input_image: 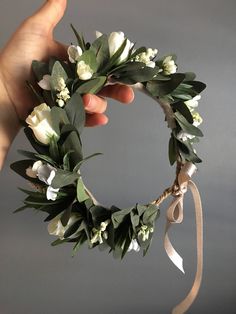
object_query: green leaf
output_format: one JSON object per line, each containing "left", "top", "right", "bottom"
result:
{"left": 185, "top": 81, "right": 206, "bottom": 94}
{"left": 76, "top": 76, "right": 107, "bottom": 94}
{"left": 73, "top": 152, "right": 103, "bottom": 172}
{"left": 51, "top": 106, "right": 69, "bottom": 136}
{"left": 17, "top": 150, "right": 37, "bottom": 160}
{"left": 65, "top": 92, "right": 85, "bottom": 134}
{"left": 146, "top": 73, "right": 185, "bottom": 97}
{"left": 70, "top": 24, "right": 86, "bottom": 52}
{"left": 49, "top": 136, "right": 60, "bottom": 163}
{"left": 130, "top": 211, "right": 140, "bottom": 230}
{"left": 50, "top": 61, "right": 68, "bottom": 91}
{"left": 63, "top": 150, "right": 74, "bottom": 171}
{"left": 184, "top": 72, "right": 196, "bottom": 81}
{"left": 101, "top": 38, "right": 129, "bottom": 73}
{"left": 51, "top": 169, "right": 80, "bottom": 189}
{"left": 174, "top": 112, "right": 203, "bottom": 137}
{"left": 32, "top": 60, "right": 49, "bottom": 81}
{"left": 142, "top": 204, "right": 159, "bottom": 225}
{"left": 60, "top": 206, "right": 72, "bottom": 227}
{"left": 172, "top": 101, "right": 193, "bottom": 124}
{"left": 24, "top": 127, "right": 49, "bottom": 155}
{"left": 91, "top": 34, "right": 110, "bottom": 72}
{"left": 34, "top": 154, "right": 57, "bottom": 166}
{"left": 64, "top": 220, "right": 82, "bottom": 238}
{"left": 26, "top": 81, "right": 44, "bottom": 104}
{"left": 111, "top": 207, "right": 133, "bottom": 229}
{"left": 90, "top": 205, "right": 109, "bottom": 224}
{"left": 51, "top": 238, "right": 70, "bottom": 246}
{"left": 77, "top": 49, "right": 98, "bottom": 73}
{"left": 168, "top": 135, "right": 177, "bottom": 165}
{"left": 76, "top": 178, "right": 89, "bottom": 202}
{"left": 114, "top": 66, "right": 158, "bottom": 85}
{"left": 13, "top": 205, "right": 29, "bottom": 214}
{"left": 10, "top": 159, "right": 39, "bottom": 182}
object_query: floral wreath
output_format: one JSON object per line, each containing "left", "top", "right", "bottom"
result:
{"left": 11, "top": 26, "right": 206, "bottom": 313}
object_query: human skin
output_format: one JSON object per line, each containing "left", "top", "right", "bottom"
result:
{"left": 0, "top": 0, "right": 134, "bottom": 170}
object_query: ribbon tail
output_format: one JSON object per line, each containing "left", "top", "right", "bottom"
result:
{"left": 164, "top": 196, "right": 185, "bottom": 273}
{"left": 172, "top": 180, "right": 203, "bottom": 314}
{"left": 164, "top": 221, "right": 185, "bottom": 274}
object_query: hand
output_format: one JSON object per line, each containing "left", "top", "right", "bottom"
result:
{"left": 0, "top": 0, "right": 134, "bottom": 170}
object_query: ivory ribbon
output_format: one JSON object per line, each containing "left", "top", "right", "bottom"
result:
{"left": 164, "top": 162, "right": 203, "bottom": 314}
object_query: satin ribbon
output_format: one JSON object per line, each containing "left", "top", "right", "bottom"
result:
{"left": 164, "top": 162, "right": 203, "bottom": 314}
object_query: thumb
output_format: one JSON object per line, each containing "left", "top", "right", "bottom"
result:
{"left": 31, "top": 0, "right": 67, "bottom": 33}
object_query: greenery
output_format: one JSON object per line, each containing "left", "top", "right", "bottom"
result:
{"left": 11, "top": 26, "right": 206, "bottom": 259}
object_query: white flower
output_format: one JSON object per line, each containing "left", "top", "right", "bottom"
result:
{"left": 184, "top": 95, "right": 201, "bottom": 109}
{"left": 96, "top": 31, "right": 133, "bottom": 65}
{"left": 138, "top": 225, "right": 154, "bottom": 241}
{"left": 25, "top": 103, "right": 58, "bottom": 145}
{"left": 128, "top": 239, "right": 140, "bottom": 252}
{"left": 90, "top": 220, "right": 110, "bottom": 244}
{"left": 135, "top": 48, "right": 158, "bottom": 68}
{"left": 27, "top": 161, "right": 59, "bottom": 200}
{"left": 55, "top": 78, "right": 70, "bottom": 107}
{"left": 162, "top": 56, "right": 177, "bottom": 75}
{"left": 46, "top": 186, "right": 59, "bottom": 201}
{"left": 67, "top": 45, "right": 83, "bottom": 63}
{"left": 77, "top": 60, "right": 94, "bottom": 80}
{"left": 26, "top": 160, "right": 43, "bottom": 178}
{"left": 36, "top": 163, "right": 56, "bottom": 185}
{"left": 38, "top": 74, "right": 51, "bottom": 90}
{"left": 48, "top": 214, "right": 79, "bottom": 239}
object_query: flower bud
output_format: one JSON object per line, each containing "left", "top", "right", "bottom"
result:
{"left": 26, "top": 103, "right": 58, "bottom": 145}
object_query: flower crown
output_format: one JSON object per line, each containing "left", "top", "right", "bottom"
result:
{"left": 11, "top": 26, "right": 205, "bottom": 258}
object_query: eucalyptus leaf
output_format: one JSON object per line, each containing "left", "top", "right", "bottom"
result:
{"left": 51, "top": 61, "right": 68, "bottom": 91}
{"left": 60, "top": 206, "right": 72, "bottom": 227}
{"left": 76, "top": 76, "right": 107, "bottom": 94}
{"left": 146, "top": 73, "right": 185, "bottom": 97}
{"left": 142, "top": 204, "right": 159, "bottom": 225}
{"left": 65, "top": 92, "right": 85, "bottom": 134}
{"left": 32, "top": 60, "right": 49, "bottom": 81}
{"left": 77, "top": 178, "right": 90, "bottom": 202}
{"left": 51, "top": 169, "right": 80, "bottom": 189}
{"left": 77, "top": 49, "right": 98, "bottom": 72}
{"left": 70, "top": 24, "right": 86, "bottom": 51}
{"left": 171, "top": 102, "right": 193, "bottom": 124}
{"left": 17, "top": 150, "right": 37, "bottom": 160}
{"left": 168, "top": 135, "right": 177, "bottom": 165}
{"left": 10, "top": 159, "right": 39, "bottom": 182}
{"left": 174, "top": 112, "right": 203, "bottom": 137}
{"left": 91, "top": 34, "right": 110, "bottom": 71}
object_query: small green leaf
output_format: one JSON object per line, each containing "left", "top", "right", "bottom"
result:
{"left": 143, "top": 204, "right": 159, "bottom": 225}
{"left": 13, "top": 205, "right": 29, "bottom": 214}
{"left": 168, "top": 135, "right": 177, "bottom": 165}
{"left": 146, "top": 73, "right": 185, "bottom": 97}
{"left": 32, "top": 60, "right": 49, "bottom": 81}
{"left": 172, "top": 101, "right": 193, "bottom": 124}
{"left": 129, "top": 47, "right": 147, "bottom": 59}
{"left": 51, "top": 169, "right": 80, "bottom": 189}
{"left": 65, "top": 92, "right": 85, "bottom": 134}
{"left": 17, "top": 150, "right": 37, "bottom": 160}
{"left": 49, "top": 136, "right": 60, "bottom": 163}
{"left": 60, "top": 206, "right": 72, "bottom": 227}
{"left": 174, "top": 112, "right": 203, "bottom": 137}
{"left": 91, "top": 34, "right": 110, "bottom": 72}
{"left": 70, "top": 24, "right": 86, "bottom": 52}
{"left": 73, "top": 152, "right": 103, "bottom": 173}
{"left": 50, "top": 61, "right": 68, "bottom": 91}
{"left": 10, "top": 159, "right": 39, "bottom": 182}
{"left": 77, "top": 49, "right": 98, "bottom": 73}
{"left": 76, "top": 76, "right": 107, "bottom": 94}
{"left": 76, "top": 178, "right": 89, "bottom": 202}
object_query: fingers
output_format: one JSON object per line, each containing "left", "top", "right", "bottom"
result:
{"left": 85, "top": 113, "right": 109, "bottom": 127}
{"left": 83, "top": 94, "right": 107, "bottom": 114}
{"left": 98, "top": 84, "right": 134, "bottom": 104}
{"left": 26, "top": 0, "right": 67, "bottom": 34}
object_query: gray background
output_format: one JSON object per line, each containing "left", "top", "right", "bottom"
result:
{"left": 0, "top": 0, "right": 235, "bottom": 313}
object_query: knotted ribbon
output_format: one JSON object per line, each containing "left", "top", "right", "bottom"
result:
{"left": 164, "top": 162, "right": 203, "bottom": 314}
